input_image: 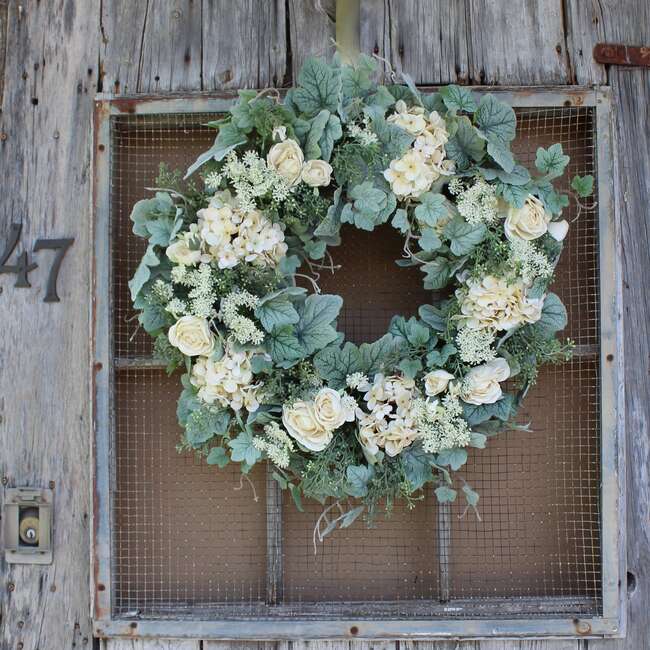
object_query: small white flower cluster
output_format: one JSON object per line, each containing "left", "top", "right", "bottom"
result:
{"left": 508, "top": 238, "right": 555, "bottom": 285}
{"left": 345, "top": 372, "right": 369, "bottom": 390}
{"left": 218, "top": 290, "right": 265, "bottom": 346}
{"left": 456, "top": 326, "right": 497, "bottom": 366}
{"left": 411, "top": 391, "right": 472, "bottom": 454}
{"left": 167, "top": 262, "right": 218, "bottom": 319}
{"left": 196, "top": 191, "right": 288, "bottom": 270}
{"left": 222, "top": 150, "right": 293, "bottom": 211}
{"left": 457, "top": 275, "right": 544, "bottom": 332}
{"left": 456, "top": 178, "right": 499, "bottom": 225}
{"left": 383, "top": 101, "right": 454, "bottom": 199}
{"left": 190, "top": 344, "right": 261, "bottom": 412}
{"left": 253, "top": 421, "right": 295, "bottom": 469}
{"left": 355, "top": 374, "right": 420, "bottom": 457}
{"left": 347, "top": 117, "right": 379, "bottom": 146}
{"left": 204, "top": 170, "right": 223, "bottom": 192}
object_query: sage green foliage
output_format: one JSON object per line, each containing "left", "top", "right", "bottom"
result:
{"left": 128, "top": 54, "right": 592, "bottom": 530}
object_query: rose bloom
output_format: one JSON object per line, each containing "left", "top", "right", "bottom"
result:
{"left": 282, "top": 401, "right": 332, "bottom": 452}
{"left": 266, "top": 139, "right": 304, "bottom": 186}
{"left": 168, "top": 316, "right": 215, "bottom": 357}
{"left": 387, "top": 99, "right": 428, "bottom": 135}
{"left": 166, "top": 237, "right": 202, "bottom": 266}
{"left": 424, "top": 369, "right": 455, "bottom": 396}
{"left": 504, "top": 194, "right": 552, "bottom": 241}
{"left": 301, "top": 159, "right": 333, "bottom": 187}
{"left": 313, "top": 388, "right": 354, "bottom": 431}
{"left": 383, "top": 149, "right": 436, "bottom": 199}
{"left": 461, "top": 358, "right": 511, "bottom": 405}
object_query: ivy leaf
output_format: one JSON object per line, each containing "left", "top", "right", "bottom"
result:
{"left": 436, "top": 448, "right": 468, "bottom": 471}
{"left": 414, "top": 192, "right": 447, "bottom": 226}
{"left": 314, "top": 342, "right": 363, "bottom": 389}
{"left": 435, "top": 485, "right": 458, "bottom": 503}
{"left": 462, "top": 483, "right": 480, "bottom": 507}
{"left": 255, "top": 296, "right": 300, "bottom": 333}
{"left": 426, "top": 343, "right": 456, "bottom": 367}
{"left": 128, "top": 244, "right": 159, "bottom": 301}
{"left": 372, "top": 116, "right": 415, "bottom": 160}
{"left": 206, "top": 446, "right": 230, "bottom": 468}
{"left": 268, "top": 325, "right": 305, "bottom": 364}
{"left": 536, "top": 183, "right": 570, "bottom": 214}
{"left": 402, "top": 446, "right": 434, "bottom": 490}
{"left": 293, "top": 57, "right": 342, "bottom": 117}
{"left": 359, "top": 333, "right": 402, "bottom": 376}
{"left": 439, "top": 85, "right": 478, "bottom": 113}
{"left": 419, "top": 227, "right": 442, "bottom": 252}
{"left": 398, "top": 357, "right": 422, "bottom": 379}
{"left": 421, "top": 257, "right": 452, "bottom": 290}
{"left": 295, "top": 294, "right": 343, "bottom": 355}
{"left": 462, "top": 394, "right": 514, "bottom": 425}
{"left": 445, "top": 117, "right": 485, "bottom": 169}
{"left": 391, "top": 208, "right": 410, "bottom": 233}
{"left": 228, "top": 430, "right": 262, "bottom": 466}
{"left": 186, "top": 407, "right": 231, "bottom": 447}
{"left": 497, "top": 181, "right": 530, "bottom": 208}
{"left": 486, "top": 140, "right": 515, "bottom": 173}
{"left": 533, "top": 292, "right": 568, "bottom": 334}
{"left": 304, "top": 239, "right": 327, "bottom": 260}
{"left": 475, "top": 94, "right": 516, "bottom": 144}
{"left": 571, "top": 174, "right": 594, "bottom": 198}
{"left": 186, "top": 122, "right": 246, "bottom": 177}
{"left": 444, "top": 218, "right": 487, "bottom": 256}
{"left": 468, "top": 432, "right": 487, "bottom": 449}
{"left": 345, "top": 465, "right": 374, "bottom": 498}
{"left": 535, "top": 143, "right": 569, "bottom": 179}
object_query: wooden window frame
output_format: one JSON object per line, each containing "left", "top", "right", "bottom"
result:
{"left": 91, "top": 87, "right": 624, "bottom": 640}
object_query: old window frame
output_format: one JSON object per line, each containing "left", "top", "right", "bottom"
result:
{"left": 91, "top": 86, "right": 624, "bottom": 640}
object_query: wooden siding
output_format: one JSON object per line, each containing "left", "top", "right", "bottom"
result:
{"left": 0, "top": 1, "right": 647, "bottom": 649}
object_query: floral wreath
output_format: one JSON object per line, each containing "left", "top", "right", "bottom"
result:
{"left": 129, "top": 55, "right": 593, "bottom": 534}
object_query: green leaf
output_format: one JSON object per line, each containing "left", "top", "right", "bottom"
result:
{"left": 228, "top": 430, "right": 262, "bottom": 466}
{"left": 251, "top": 354, "right": 273, "bottom": 373}
{"left": 497, "top": 181, "right": 530, "bottom": 208}
{"left": 462, "top": 483, "right": 480, "bottom": 507}
{"left": 426, "top": 343, "right": 456, "bottom": 367}
{"left": 402, "top": 446, "right": 434, "bottom": 490}
{"left": 314, "top": 187, "right": 343, "bottom": 238}
{"left": 341, "top": 54, "right": 375, "bottom": 103}
{"left": 339, "top": 505, "right": 365, "bottom": 528}
{"left": 462, "top": 394, "right": 514, "bottom": 425}
{"left": 129, "top": 193, "right": 174, "bottom": 238}
{"left": 398, "top": 357, "right": 422, "bottom": 379}
{"left": 128, "top": 244, "right": 159, "bottom": 301}
{"left": 421, "top": 257, "right": 452, "bottom": 290}
{"left": 468, "top": 432, "right": 487, "bottom": 448}
{"left": 435, "top": 485, "right": 458, "bottom": 503}
{"left": 391, "top": 208, "right": 410, "bottom": 233}
{"left": 486, "top": 140, "right": 515, "bottom": 173}
{"left": 419, "top": 304, "right": 447, "bottom": 331}
{"left": 359, "top": 333, "right": 402, "bottom": 376}
{"left": 483, "top": 164, "right": 531, "bottom": 186}
{"left": 177, "top": 383, "right": 201, "bottom": 428}
{"left": 319, "top": 113, "right": 343, "bottom": 162}
{"left": 314, "top": 342, "right": 363, "bottom": 390}
{"left": 414, "top": 192, "right": 447, "bottom": 226}
{"left": 186, "top": 122, "right": 246, "bottom": 177}
{"left": 445, "top": 117, "right": 485, "bottom": 169}
{"left": 536, "top": 183, "right": 569, "bottom": 214}
{"left": 268, "top": 325, "right": 305, "bottom": 364}
{"left": 444, "top": 218, "right": 487, "bottom": 256}
{"left": 186, "top": 407, "right": 231, "bottom": 447}
{"left": 436, "top": 448, "right": 468, "bottom": 471}
{"left": 533, "top": 292, "right": 568, "bottom": 334}
{"left": 535, "top": 143, "right": 569, "bottom": 179}
{"left": 255, "top": 297, "right": 299, "bottom": 333}
{"left": 341, "top": 182, "right": 396, "bottom": 231}
{"left": 571, "top": 174, "right": 594, "bottom": 198}
{"left": 440, "top": 85, "right": 477, "bottom": 113}
{"left": 372, "top": 116, "right": 415, "bottom": 160}
{"left": 421, "top": 92, "right": 446, "bottom": 113}
{"left": 206, "top": 446, "right": 230, "bottom": 468}
{"left": 304, "top": 239, "right": 327, "bottom": 260}
{"left": 293, "top": 57, "right": 342, "bottom": 117}
{"left": 303, "top": 109, "right": 331, "bottom": 159}
{"left": 419, "top": 227, "right": 442, "bottom": 252}
{"left": 145, "top": 215, "right": 181, "bottom": 248}
{"left": 475, "top": 94, "right": 516, "bottom": 144}
{"left": 139, "top": 299, "right": 169, "bottom": 334}
{"left": 345, "top": 465, "right": 374, "bottom": 498}
{"left": 295, "top": 294, "right": 343, "bottom": 355}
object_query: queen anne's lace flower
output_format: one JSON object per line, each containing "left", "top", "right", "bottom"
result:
{"left": 218, "top": 290, "right": 265, "bottom": 346}
{"left": 456, "top": 326, "right": 497, "bottom": 366}
{"left": 457, "top": 178, "right": 499, "bottom": 225}
{"left": 508, "top": 238, "right": 555, "bottom": 285}
{"left": 253, "top": 422, "right": 295, "bottom": 469}
{"left": 411, "top": 393, "right": 472, "bottom": 454}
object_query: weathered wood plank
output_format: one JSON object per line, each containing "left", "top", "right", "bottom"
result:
{"left": 104, "top": 640, "right": 200, "bottom": 650}
{"left": 0, "top": 1, "right": 99, "bottom": 649}
{"left": 359, "top": 0, "right": 469, "bottom": 84}
{"left": 288, "top": 0, "right": 336, "bottom": 78}
{"left": 466, "top": 0, "right": 570, "bottom": 84}
{"left": 202, "top": 0, "right": 287, "bottom": 90}
{"left": 564, "top": 0, "right": 607, "bottom": 85}
{"left": 406, "top": 642, "right": 583, "bottom": 650}
{"left": 205, "top": 643, "right": 278, "bottom": 650}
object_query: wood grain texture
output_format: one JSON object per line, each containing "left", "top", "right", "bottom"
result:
{"left": 360, "top": 0, "right": 470, "bottom": 84}
{"left": 0, "top": 1, "right": 98, "bottom": 649}
{"left": 288, "top": 0, "right": 336, "bottom": 78}
{"left": 104, "top": 640, "right": 199, "bottom": 650}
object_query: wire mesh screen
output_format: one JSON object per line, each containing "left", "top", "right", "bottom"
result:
{"left": 109, "top": 105, "right": 601, "bottom": 620}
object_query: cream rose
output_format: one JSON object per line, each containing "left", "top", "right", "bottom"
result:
{"left": 168, "top": 316, "right": 215, "bottom": 357}
{"left": 313, "top": 388, "right": 353, "bottom": 431}
{"left": 548, "top": 219, "right": 569, "bottom": 242}
{"left": 301, "top": 159, "right": 333, "bottom": 187}
{"left": 282, "top": 401, "right": 332, "bottom": 452}
{"left": 461, "top": 358, "right": 510, "bottom": 406}
{"left": 166, "top": 238, "right": 201, "bottom": 266}
{"left": 424, "top": 369, "right": 455, "bottom": 396}
{"left": 267, "top": 139, "right": 304, "bottom": 186}
{"left": 504, "top": 195, "right": 552, "bottom": 241}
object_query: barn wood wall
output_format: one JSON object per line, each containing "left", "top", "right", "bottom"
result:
{"left": 0, "top": 1, "right": 647, "bottom": 649}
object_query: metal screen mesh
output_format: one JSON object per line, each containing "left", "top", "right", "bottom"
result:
{"left": 109, "top": 105, "right": 601, "bottom": 620}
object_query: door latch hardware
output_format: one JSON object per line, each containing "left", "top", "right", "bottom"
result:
{"left": 3, "top": 487, "right": 53, "bottom": 564}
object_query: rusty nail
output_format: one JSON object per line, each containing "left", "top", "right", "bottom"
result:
{"left": 349, "top": 625, "right": 359, "bottom": 635}
{"left": 98, "top": 144, "right": 105, "bottom": 152}
{"left": 575, "top": 619, "right": 591, "bottom": 635}
{"left": 172, "top": 9, "right": 181, "bottom": 18}
{"left": 606, "top": 353, "right": 614, "bottom": 362}
{"left": 7, "top": 582, "right": 15, "bottom": 592}
{"left": 0, "top": 132, "right": 8, "bottom": 141}
{"left": 49, "top": 584, "right": 57, "bottom": 592}
{"left": 129, "top": 622, "right": 137, "bottom": 629}
{"left": 97, "top": 583, "right": 106, "bottom": 592}
{"left": 49, "top": 480, "right": 55, "bottom": 489}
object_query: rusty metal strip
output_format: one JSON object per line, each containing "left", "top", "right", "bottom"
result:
{"left": 594, "top": 43, "right": 650, "bottom": 68}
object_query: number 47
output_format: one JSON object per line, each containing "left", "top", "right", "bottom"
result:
{"left": 0, "top": 223, "right": 74, "bottom": 302}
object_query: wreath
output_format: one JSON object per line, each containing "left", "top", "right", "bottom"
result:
{"left": 129, "top": 55, "right": 593, "bottom": 533}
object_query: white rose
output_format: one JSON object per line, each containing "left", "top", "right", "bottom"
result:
{"left": 168, "top": 316, "right": 215, "bottom": 357}
{"left": 166, "top": 238, "right": 201, "bottom": 266}
{"left": 313, "top": 388, "right": 353, "bottom": 431}
{"left": 424, "top": 369, "right": 455, "bottom": 396}
{"left": 301, "top": 159, "right": 333, "bottom": 187}
{"left": 461, "top": 358, "right": 510, "bottom": 406}
{"left": 267, "top": 139, "right": 304, "bottom": 186}
{"left": 282, "top": 401, "right": 332, "bottom": 452}
{"left": 504, "top": 195, "right": 552, "bottom": 241}
{"left": 548, "top": 219, "right": 569, "bottom": 242}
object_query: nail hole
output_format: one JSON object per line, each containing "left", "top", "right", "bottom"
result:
{"left": 627, "top": 571, "right": 637, "bottom": 594}
{"left": 349, "top": 626, "right": 359, "bottom": 635}
{"left": 606, "top": 353, "right": 614, "bottom": 362}
{"left": 31, "top": 97, "right": 38, "bottom": 106}
{"left": 97, "top": 583, "right": 106, "bottom": 592}
{"left": 98, "top": 144, "right": 105, "bottom": 152}
{"left": 129, "top": 622, "right": 137, "bottom": 629}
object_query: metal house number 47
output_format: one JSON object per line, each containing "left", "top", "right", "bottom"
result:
{"left": 0, "top": 223, "right": 74, "bottom": 302}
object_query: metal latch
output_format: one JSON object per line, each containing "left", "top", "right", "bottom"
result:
{"left": 3, "top": 487, "right": 53, "bottom": 564}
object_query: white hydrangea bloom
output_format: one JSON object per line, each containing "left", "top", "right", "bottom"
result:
{"left": 383, "top": 149, "right": 437, "bottom": 199}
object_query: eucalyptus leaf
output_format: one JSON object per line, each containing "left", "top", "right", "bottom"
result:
{"left": 533, "top": 293, "right": 568, "bottom": 334}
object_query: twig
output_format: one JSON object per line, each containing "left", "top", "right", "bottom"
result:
{"left": 234, "top": 473, "right": 259, "bottom": 502}
{"left": 294, "top": 273, "right": 322, "bottom": 294}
